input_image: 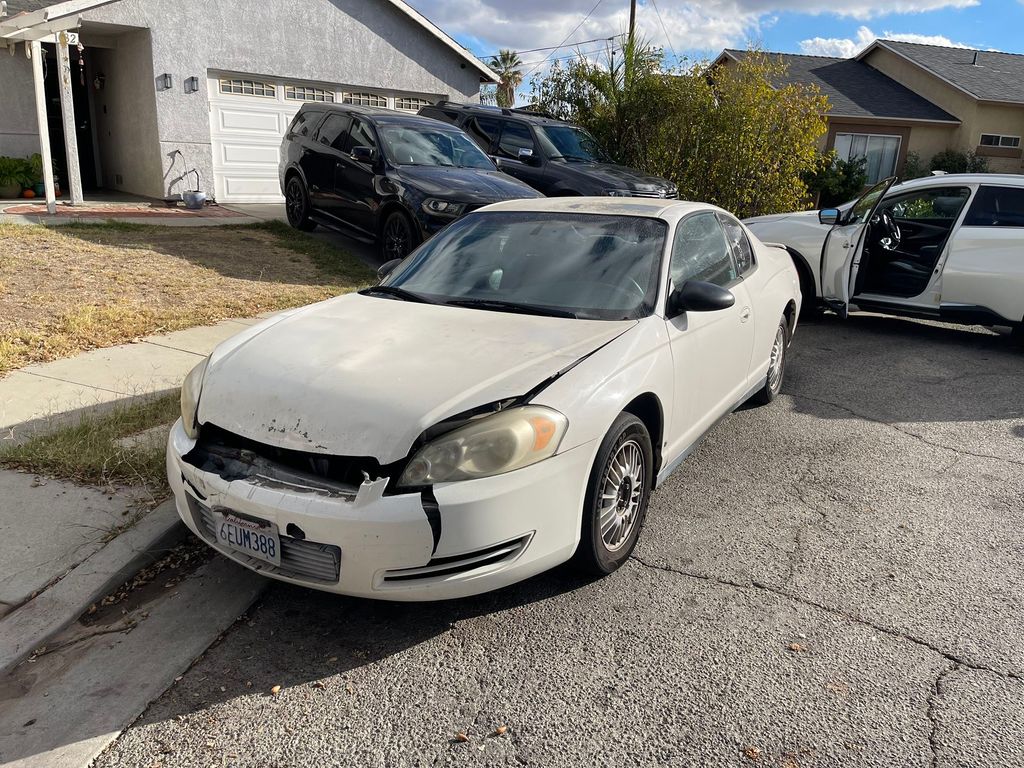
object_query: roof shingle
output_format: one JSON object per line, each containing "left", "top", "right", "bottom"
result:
{"left": 871, "top": 41, "right": 1024, "bottom": 104}
{"left": 722, "top": 49, "right": 959, "bottom": 123}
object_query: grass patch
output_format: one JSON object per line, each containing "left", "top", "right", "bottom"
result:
{"left": 0, "top": 220, "right": 375, "bottom": 376}
{"left": 0, "top": 392, "right": 180, "bottom": 500}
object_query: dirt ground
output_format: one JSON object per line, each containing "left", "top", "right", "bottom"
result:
{"left": 0, "top": 221, "right": 373, "bottom": 375}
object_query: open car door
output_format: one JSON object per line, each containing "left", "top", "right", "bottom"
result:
{"left": 819, "top": 177, "right": 897, "bottom": 317}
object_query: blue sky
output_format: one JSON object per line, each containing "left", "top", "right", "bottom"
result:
{"left": 409, "top": 0, "right": 1023, "bottom": 92}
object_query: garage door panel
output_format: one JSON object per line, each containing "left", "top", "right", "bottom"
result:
{"left": 215, "top": 108, "right": 284, "bottom": 135}
{"left": 215, "top": 142, "right": 281, "bottom": 168}
{"left": 222, "top": 175, "right": 283, "bottom": 198}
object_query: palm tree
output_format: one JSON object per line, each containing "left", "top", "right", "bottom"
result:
{"left": 489, "top": 49, "right": 524, "bottom": 108}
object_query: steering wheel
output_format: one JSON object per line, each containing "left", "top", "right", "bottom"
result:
{"left": 875, "top": 210, "right": 902, "bottom": 250}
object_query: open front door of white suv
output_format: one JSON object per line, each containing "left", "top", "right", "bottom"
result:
{"left": 819, "top": 177, "right": 897, "bottom": 317}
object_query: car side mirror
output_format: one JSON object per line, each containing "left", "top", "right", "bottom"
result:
{"left": 517, "top": 148, "right": 539, "bottom": 165}
{"left": 667, "top": 280, "right": 736, "bottom": 318}
{"left": 351, "top": 145, "right": 377, "bottom": 164}
{"left": 819, "top": 208, "right": 840, "bottom": 226}
{"left": 377, "top": 259, "right": 402, "bottom": 281}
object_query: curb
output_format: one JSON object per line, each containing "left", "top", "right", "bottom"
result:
{"left": 0, "top": 498, "right": 188, "bottom": 677}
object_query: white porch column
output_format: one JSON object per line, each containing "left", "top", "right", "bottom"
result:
{"left": 55, "top": 31, "right": 83, "bottom": 205}
{"left": 29, "top": 40, "right": 57, "bottom": 214}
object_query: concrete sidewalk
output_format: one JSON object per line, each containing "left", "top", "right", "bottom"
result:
{"left": 0, "top": 316, "right": 266, "bottom": 440}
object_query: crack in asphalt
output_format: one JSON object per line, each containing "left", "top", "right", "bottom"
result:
{"left": 926, "top": 663, "right": 957, "bottom": 768}
{"left": 628, "top": 554, "right": 1023, "bottom": 683}
{"left": 786, "top": 392, "right": 1024, "bottom": 468}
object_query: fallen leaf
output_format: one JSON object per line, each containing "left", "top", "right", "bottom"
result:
{"left": 454, "top": 732, "right": 469, "bottom": 743}
{"left": 270, "top": 685, "right": 282, "bottom": 696}
{"left": 787, "top": 642, "right": 807, "bottom": 653}
{"left": 312, "top": 681, "right": 326, "bottom": 689}
{"left": 346, "top": 682, "right": 355, "bottom": 695}
{"left": 495, "top": 725, "right": 508, "bottom": 736}
{"left": 743, "top": 746, "right": 762, "bottom": 761}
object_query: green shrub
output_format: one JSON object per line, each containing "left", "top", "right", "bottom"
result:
{"left": 804, "top": 152, "right": 868, "bottom": 207}
{"left": 929, "top": 149, "right": 989, "bottom": 174}
{"left": 0, "top": 156, "right": 32, "bottom": 188}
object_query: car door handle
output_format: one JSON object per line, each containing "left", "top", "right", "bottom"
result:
{"left": 740, "top": 307, "right": 751, "bottom": 322}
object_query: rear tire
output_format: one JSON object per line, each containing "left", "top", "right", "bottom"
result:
{"left": 750, "top": 317, "right": 789, "bottom": 405}
{"left": 380, "top": 210, "right": 418, "bottom": 261}
{"left": 285, "top": 176, "right": 316, "bottom": 232}
{"left": 574, "top": 413, "right": 654, "bottom": 576}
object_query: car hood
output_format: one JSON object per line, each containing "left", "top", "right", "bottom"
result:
{"left": 198, "top": 294, "right": 635, "bottom": 462}
{"left": 396, "top": 166, "right": 541, "bottom": 203}
{"left": 555, "top": 161, "right": 674, "bottom": 193}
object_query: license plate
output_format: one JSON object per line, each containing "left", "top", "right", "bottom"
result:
{"left": 214, "top": 511, "right": 281, "bottom": 567}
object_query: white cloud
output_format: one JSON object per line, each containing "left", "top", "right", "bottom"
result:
{"left": 409, "top": 0, "right": 981, "bottom": 64}
{"left": 798, "top": 24, "right": 974, "bottom": 57}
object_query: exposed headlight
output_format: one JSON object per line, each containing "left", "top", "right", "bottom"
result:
{"left": 180, "top": 357, "right": 209, "bottom": 440}
{"left": 397, "top": 406, "right": 568, "bottom": 487}
{"left": 665, "top": 185, "right": 679, "bottom": 199}
{"left": 422, "top": 198, "right": 466, "bottom": 217}
{"left": 605, "top": 189, "right": 633, "bottom": 197}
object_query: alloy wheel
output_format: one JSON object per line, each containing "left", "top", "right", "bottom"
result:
{"left": 598, "top": 439, "right": 646, "bottom": 552}
{"left": 383, "top": 215, "right": 412, "bottom": 260}
{"left": 285, "top": 179, "right": 304, "bottom": 226}
{"left": 768, "top": 324, "right": 786, "bottom": 393}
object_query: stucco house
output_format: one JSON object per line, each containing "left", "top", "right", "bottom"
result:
{"left": 0, "top": 0, "right": 497, "bottom": 203}
{"left": 715, "top": 41, "right": 1024, "bottom": 182}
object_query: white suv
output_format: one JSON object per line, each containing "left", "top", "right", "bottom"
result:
{"left": 745, "top": 174, "right": 1024, "bottom": 337}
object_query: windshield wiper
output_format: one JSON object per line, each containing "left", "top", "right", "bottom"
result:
{"left": 359, "top": 285, "right": 439, "bottom": 304}
{"left": 444, "top": 298, "right": 577, "bottom": 318}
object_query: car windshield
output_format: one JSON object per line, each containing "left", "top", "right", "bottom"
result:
{"left": 382, "top": 212, "right": 667, "bottom": 320}
{"left": 536, "top": 125, "right": 608, "bottom": 162}
{"left": 379, "top": 125, "right": 494, "bottom": 169}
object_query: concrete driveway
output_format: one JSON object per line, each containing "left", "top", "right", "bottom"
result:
{"left": 94, "top": 315, "right": 1024, "bottom": 767}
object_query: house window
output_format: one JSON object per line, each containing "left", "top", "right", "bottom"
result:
{"left": 342, "top": 92, "right": 388, "bottom": 107}
{"left": 980, "top": 134, "right": 1021, "bottom": 148}
{"left": 395, "top": 96, "right": 430, "bottom": 112}
{"left": 833, "top": 133, "right": 902, "bottom": 185}
{"left": 285, "top": 85, "right": 335, "bottom": 103}
{"left": 219, "top": 78, "right": 276, "bottom": 97}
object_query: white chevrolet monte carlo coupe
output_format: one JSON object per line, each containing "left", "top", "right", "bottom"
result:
{"left": 167, "top": 198, "right": 801, "bottom": 600}
{"left": 745, "top": 174, "right": 1024, "bottom": 337}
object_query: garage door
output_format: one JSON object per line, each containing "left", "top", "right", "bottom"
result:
{"left": 208, "top": 72, "right": 440, "bottom": 204}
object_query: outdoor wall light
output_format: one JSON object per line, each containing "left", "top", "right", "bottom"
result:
{"left": 185, "top": 76, "right": 199, "bottom": 93}
{"left": 159, "top": 72, "right": 172, "bottom": 90}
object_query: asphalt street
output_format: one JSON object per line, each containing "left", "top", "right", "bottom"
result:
{"left": 93, "top": 314, "right": 1024, "bottom": 768}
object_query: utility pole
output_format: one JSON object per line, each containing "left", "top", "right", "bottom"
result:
{"left": 627, "top": 0, "right": 636, "bottom": 51}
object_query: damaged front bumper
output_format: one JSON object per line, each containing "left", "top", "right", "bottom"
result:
{"left": 166, "top": 419, "right": 595, "bottom": 600}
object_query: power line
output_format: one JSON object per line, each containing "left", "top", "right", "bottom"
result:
{"left": 516, "top": 45, "right": 617, "bottom": 69}
{"left": 522, "top": 0, "right": 605, "bottom": 82}
{"left": 478, "top": 36, "right": 615, "bottom": 60}
{"left": 647, "top": 0, "right": 679, "bottom": 60}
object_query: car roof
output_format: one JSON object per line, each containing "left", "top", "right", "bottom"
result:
{"left": 895, "top": 173, "right": 1024, "bottom": 190}
{"left": 474, "top": 197, "right": 721, "bottom": 222}
{"left": 424, "top": 101, "right": 570, "bottom": 126}
{"left": 300, "top": 102, "right": 455, "bottom": 129}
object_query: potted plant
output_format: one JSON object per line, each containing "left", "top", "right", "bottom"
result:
{"left": 0, "top": 156, "right": 31, "bottom": 199}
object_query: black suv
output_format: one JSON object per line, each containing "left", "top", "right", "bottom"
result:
{"left": 279, "top": 103, "right": 542, "bottom": 259}
{"left": 418, "top": 102, "right": 677, "bottom": 199}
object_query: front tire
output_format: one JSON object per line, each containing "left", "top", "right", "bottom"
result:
{"left": 750, "top": 317, "right": 789, "bottom": 405}
{"left": 380, "top": 210, "right": 418, "bottom": 261}
{"left": 575, "top": 413, "right": 654, "bottom": 576}
{"left": 284, "top": 176, "right": 316, "bottom": 231}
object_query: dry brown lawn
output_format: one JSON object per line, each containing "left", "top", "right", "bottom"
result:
{"left": 0, "top": 220, "right": 374, "bottom": 376}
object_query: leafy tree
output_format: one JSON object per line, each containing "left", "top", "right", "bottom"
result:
{"left": 803, "top": 152, "right": 867, "bottom": 207}
{"left": 489, "top": 49, "right": 524, "bottom": 108}
{"left": 532, "top": 44, "right": 829, "bottom": 218}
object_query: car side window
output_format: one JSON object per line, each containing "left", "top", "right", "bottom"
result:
{"left": 670, "top": 213, "right": 737, "bottom": 288}
{"left": 316, "top": 114, "right": 351, "bottom": 150}
{"left": 497, "top": 121, "right": 535, "bottom": 160}
{"left": 290, "top": 110, "right": 323, "bottom": 138}
{"left": 963, "top": 185, "right": 1024, "bottom": 228}
{"left": 466, "top": 116, "right": 501, "bottom": 151}
{"left": 884, "top": 187, "right": 970, "bottom": 221}
{"left": 719, "top": 215, "right": 755, "bottom": 275}
{"left": 337, "top": 118, "right": 377, "bottom": 156}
